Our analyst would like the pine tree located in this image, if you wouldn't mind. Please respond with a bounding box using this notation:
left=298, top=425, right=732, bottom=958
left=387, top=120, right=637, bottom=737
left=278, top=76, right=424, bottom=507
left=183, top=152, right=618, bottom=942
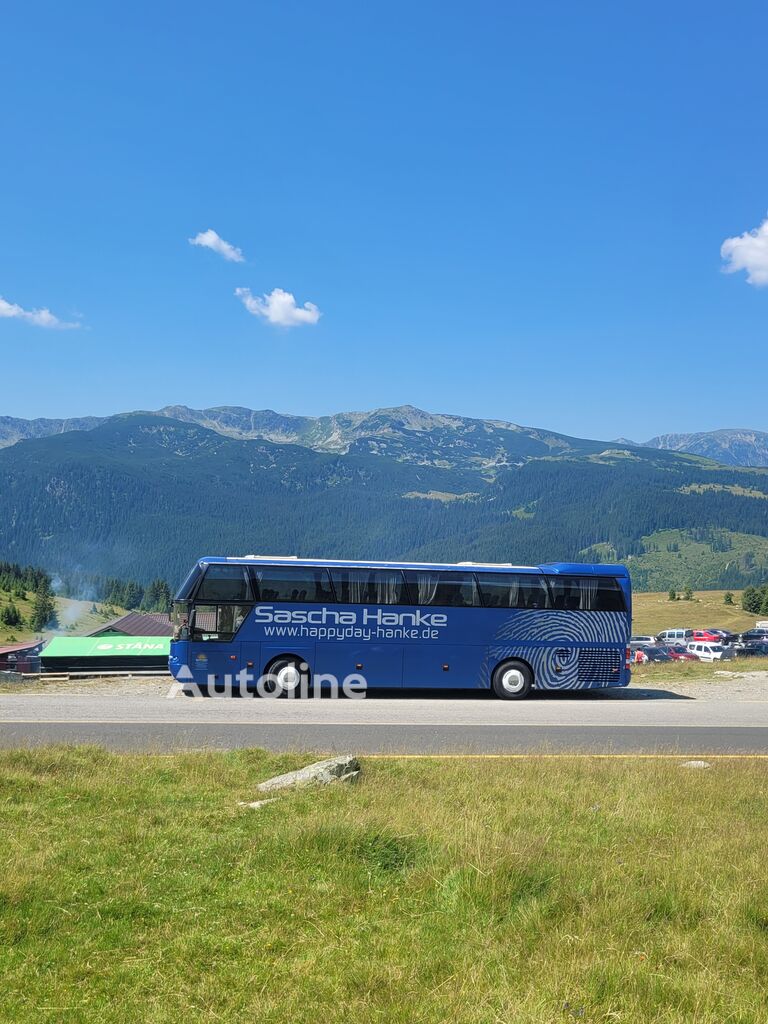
left=139, top=578, right=172, bottom=612
left=723, top=591, right=734, bottom=606
left=30, top=586, right=57, bottom=632
left=743, top=586, right=762, bottom=615
left=122, top=581, right=143, bottom=610
left=668, top=589, right=677, bottom=601
left=0, top=600, right=23, bottom=627
left=154, top=579, right=171, bottom=612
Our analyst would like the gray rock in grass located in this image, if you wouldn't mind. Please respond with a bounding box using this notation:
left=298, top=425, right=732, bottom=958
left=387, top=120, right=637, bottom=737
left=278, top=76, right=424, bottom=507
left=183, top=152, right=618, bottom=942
left=256, top=755, right=361, bottom=793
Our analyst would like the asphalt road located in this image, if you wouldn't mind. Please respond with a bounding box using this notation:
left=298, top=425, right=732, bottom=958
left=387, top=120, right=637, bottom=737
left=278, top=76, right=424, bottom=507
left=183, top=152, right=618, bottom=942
left=2, top=684, right=768, bottom=753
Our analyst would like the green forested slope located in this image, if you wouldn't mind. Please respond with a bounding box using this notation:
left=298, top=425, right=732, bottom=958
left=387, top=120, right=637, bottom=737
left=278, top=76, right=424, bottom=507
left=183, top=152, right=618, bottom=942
left=1, top=414, right=768, bottom=589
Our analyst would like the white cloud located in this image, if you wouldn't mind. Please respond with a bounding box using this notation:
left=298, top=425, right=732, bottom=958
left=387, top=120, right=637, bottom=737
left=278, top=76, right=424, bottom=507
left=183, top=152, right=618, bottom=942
left=235, top=286, right=321, bottom=327
left=188, top=228, right=244, bottom=263
left=721, top=215, right=768, bottom=287
left=0, top=296, right=79, bottom=329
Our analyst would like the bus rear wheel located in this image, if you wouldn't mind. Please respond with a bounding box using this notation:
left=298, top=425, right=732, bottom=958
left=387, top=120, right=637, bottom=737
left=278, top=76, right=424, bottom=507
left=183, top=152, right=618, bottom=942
left=491, top=659, right=533, bottom=700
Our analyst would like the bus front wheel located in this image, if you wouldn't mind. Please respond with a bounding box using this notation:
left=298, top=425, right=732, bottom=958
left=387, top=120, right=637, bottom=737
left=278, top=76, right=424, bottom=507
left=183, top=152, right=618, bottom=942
left=491, top=659, right=533, bottom=700
left=263, top=656, right=307, bottom=697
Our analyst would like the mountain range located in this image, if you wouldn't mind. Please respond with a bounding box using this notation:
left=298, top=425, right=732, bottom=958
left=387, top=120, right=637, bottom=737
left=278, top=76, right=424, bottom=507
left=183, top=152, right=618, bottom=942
left=2, top=406, right=768, bottom=468
left=1, top=405, right=768, bottom=592
left=643, top=429, right=768, bottom=468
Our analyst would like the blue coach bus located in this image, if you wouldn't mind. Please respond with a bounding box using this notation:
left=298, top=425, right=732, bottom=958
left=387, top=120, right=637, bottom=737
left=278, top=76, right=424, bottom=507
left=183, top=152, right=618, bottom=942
left=169, top=555, right=631, bottom=698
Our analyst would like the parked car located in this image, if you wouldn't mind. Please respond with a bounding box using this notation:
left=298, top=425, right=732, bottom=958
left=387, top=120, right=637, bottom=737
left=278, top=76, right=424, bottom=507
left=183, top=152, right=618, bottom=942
left=704, top=629, right=739, bottom=645
left=740, top=628, right=768, bottom=644
left=656, top=628, right=694, bottom=644
left=735, top=642, right=768, bottom=659
left=663, top=644, right=699, bottom=661
left=630, top=635, right=657, bottom=646
left=686, top=642, right=734, bottom=662
left=691, top=630, right=723, bottom=644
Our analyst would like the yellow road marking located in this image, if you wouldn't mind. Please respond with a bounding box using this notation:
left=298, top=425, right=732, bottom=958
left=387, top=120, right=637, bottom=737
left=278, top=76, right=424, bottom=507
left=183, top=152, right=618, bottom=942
left=368, top=753, right=768, bottom=759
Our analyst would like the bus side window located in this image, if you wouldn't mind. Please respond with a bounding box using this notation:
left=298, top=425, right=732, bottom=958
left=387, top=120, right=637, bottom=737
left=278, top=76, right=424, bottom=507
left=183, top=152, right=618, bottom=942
left=547, top=577, right=626, bottom=612
left=197, top=564, right=253, bottom=602
left=548, top=580, right=567, bottom=609
left=249, top=566, right=335, bottom=603
left=329, top=568, right=408, bottom=605
left=589, top=578, right=625, bottom=611
left=191, top=605, right=218, bottom=634
left=190, top=604, right=250, bottom=640
left=477, top=574, right=550, bottom=609
left=520, top=576, right=550, bottom=608
left=405, top=571, right=480, bottom=607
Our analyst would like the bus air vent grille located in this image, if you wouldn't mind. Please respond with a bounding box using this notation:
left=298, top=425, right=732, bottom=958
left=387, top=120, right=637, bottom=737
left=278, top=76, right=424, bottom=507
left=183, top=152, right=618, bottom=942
left=577, top=649, right=622, bottom=683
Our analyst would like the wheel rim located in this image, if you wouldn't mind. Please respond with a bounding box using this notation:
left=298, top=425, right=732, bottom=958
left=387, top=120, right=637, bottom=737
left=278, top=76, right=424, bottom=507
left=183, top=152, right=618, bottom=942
left=499, top=667, right=526, bottom=694
left=276, top=663, right=301, bottom=691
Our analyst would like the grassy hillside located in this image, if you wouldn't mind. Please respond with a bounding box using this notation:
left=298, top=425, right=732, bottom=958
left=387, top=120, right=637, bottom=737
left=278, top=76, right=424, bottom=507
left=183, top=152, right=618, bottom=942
left=631, top=589, right=758, bottom=636
left=625, top=529, right=768, bottom=592
left=583, top=529, right=768, bottom=592
left=0, top=593, right=123, bottom=645
left=2, top=748, right=768, bottom=1023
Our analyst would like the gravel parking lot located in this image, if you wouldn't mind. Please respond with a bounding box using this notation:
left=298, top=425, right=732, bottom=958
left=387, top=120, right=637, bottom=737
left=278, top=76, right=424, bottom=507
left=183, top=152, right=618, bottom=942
left=657, top=670, right=768, bottom=701
left=0, top=675, right=173, bottom=697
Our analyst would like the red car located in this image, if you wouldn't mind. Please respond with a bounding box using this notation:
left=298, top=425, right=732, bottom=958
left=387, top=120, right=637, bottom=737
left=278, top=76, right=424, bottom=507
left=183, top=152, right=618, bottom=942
left=691, top=630, right=722, bottom=644
left=665, top=644, right=699, bottom=661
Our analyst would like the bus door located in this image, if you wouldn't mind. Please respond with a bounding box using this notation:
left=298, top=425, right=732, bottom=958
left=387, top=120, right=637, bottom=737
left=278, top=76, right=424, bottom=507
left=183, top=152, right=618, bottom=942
left=187, top=603, right=250, bottom=685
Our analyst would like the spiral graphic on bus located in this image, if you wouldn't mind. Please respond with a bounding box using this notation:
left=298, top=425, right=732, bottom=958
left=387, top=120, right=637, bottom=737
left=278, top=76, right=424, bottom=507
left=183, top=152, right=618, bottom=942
left=487, top=611, right=627, bottom=689
left=492, top=610, right=627, bottom=646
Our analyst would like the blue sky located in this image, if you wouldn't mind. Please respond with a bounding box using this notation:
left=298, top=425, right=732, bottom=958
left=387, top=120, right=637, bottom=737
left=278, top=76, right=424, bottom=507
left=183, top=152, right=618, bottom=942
left=2, top=0, right=767, bottom=440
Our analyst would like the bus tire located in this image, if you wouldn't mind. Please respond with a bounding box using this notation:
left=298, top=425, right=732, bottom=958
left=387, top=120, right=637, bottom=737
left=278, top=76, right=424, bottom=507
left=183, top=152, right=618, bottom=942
left=263, top=656, right=307, bottom=697
left=491, top=659, right=533, bottom=700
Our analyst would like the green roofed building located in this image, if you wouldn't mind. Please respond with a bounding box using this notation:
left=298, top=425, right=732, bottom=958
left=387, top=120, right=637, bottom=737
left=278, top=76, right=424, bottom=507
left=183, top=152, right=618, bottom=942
left=41, top=636, right=170, bottom=673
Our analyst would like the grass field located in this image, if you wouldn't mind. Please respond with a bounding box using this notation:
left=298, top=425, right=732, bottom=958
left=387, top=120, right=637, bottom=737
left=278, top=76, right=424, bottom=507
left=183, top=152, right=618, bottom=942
left=631, top=589, right=759, bottom=636
left=625, top=528, right=768, bottom=592
left=2, top=749, right=768, bottom=1023
left=629, top=655, right=768, bottom=683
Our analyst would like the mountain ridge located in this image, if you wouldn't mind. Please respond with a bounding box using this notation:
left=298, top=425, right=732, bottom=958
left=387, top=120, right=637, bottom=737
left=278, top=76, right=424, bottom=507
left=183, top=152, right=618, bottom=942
left=3, top=405, right=767, bottom=467
left=644, top=429, right=768, bottom=468
left=0, top=405, right=611, bottom=477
